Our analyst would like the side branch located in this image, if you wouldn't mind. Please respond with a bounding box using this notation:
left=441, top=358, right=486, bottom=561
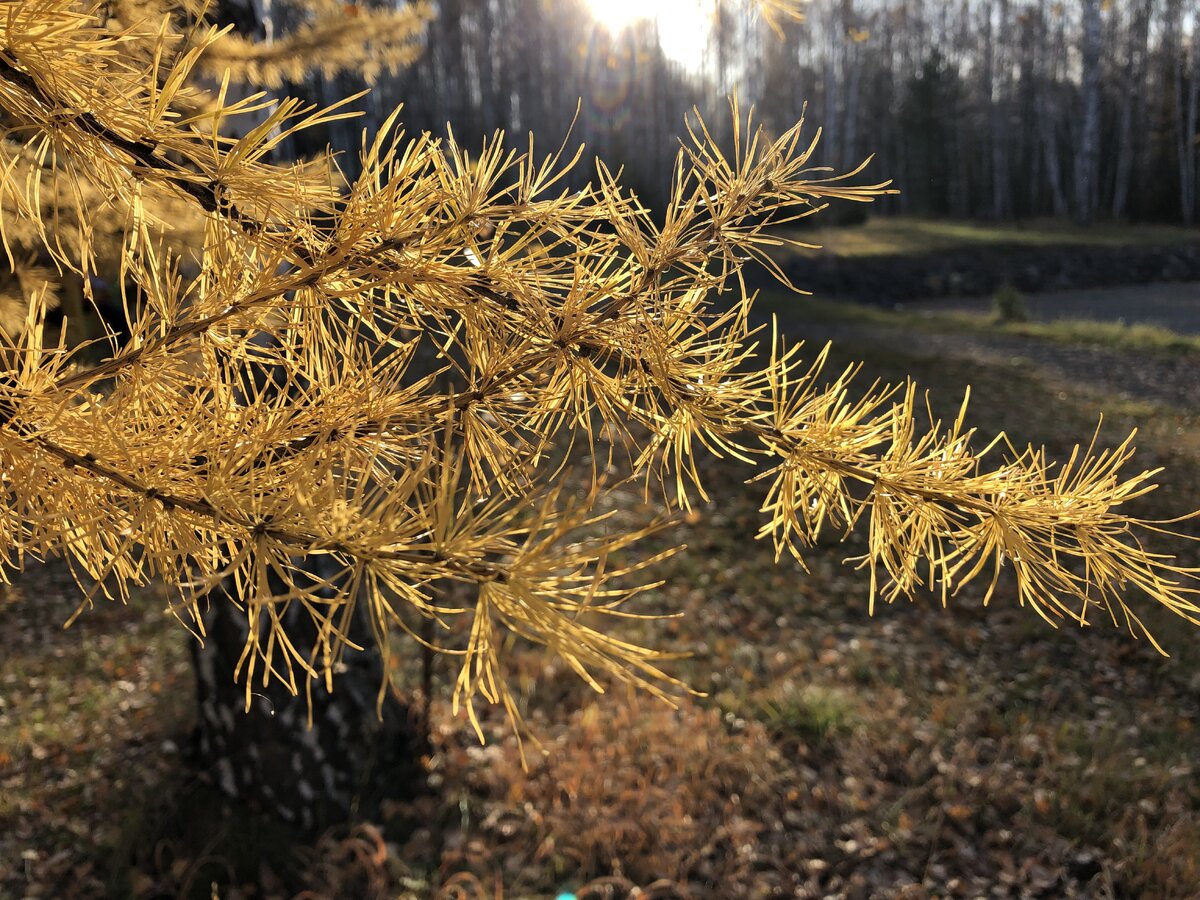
left=23, top=431, right=511, bottom=584
left=0, top=52, right=278, bottom=247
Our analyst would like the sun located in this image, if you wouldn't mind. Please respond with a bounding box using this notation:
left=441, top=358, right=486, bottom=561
left=583, top=0, right=710, bottom=68
left=584, top=0, right=677, bottom=32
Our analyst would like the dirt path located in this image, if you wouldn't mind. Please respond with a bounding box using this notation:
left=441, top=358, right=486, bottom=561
left=791, top=320, right=1200, bottom=412
left=909, top=281, right=1200, bottom=334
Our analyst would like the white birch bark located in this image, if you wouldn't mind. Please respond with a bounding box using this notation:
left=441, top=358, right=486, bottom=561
left=1075, top=0, right=1102, bottom=224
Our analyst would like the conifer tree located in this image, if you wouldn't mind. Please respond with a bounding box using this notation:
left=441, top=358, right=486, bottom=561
left=0, top=0, right=435, bottom=827
left=1, top=0, right=1198, bottom=833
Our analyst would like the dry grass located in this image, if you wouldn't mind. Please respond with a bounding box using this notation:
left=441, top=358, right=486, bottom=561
left=774, top=294, right=1200, bottom=357
left=784, top=217, right=1200, bottom=259
left=490, top=700, right=785, bottom=887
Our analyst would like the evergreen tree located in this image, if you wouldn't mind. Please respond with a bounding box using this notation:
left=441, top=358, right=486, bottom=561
left=901, top=50, right=962, bottom=217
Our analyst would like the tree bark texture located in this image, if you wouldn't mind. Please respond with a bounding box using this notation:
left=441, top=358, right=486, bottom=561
left=189, top=554, right=428, bottom=834
left=174, top=0, right=427, bottom=837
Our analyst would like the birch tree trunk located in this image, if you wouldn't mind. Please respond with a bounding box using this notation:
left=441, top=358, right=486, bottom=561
left=1112, top=0, right=1152, bottom=219
left=839, top=0, right=862, bottom=173
left=989, top=0, right=1012, bottom=220
left=1178, top=6, right=1200, bottom=225
left=1042, top=3, right=1068, bottom=217
left=1075, top=0, right=1102, bottom=224
left=822, top=6, right=839, bottom=164
left=190, top=559, right=428, bottom=834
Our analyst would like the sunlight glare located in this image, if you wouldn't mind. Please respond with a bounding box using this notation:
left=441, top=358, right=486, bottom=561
left=584, top=0, right=710, bottom=68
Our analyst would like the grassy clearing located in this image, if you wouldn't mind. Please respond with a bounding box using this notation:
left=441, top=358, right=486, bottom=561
left=781, top=216, right=1200, bottom=259
left=998, top=316, right=1200, bottom=354
left=767, top=293, right=1200, bottom=358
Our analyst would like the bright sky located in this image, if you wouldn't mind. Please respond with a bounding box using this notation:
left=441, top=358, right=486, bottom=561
left=583, top=0, right=712, bottom=69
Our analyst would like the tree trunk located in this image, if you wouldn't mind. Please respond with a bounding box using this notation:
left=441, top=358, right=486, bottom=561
left=1112, top=0, right=1151, bottom=219
left=189, top=554, right=429, bottom=834
left=1179, top=10, right=1200, bottom=226
left=1038, top=0, right=1068, bottom=218
left=988, top=0, right=1012, bottom=220
left=181, top=0, right=430, bottom=835
left=1075, top=0, right=1102, bottom=224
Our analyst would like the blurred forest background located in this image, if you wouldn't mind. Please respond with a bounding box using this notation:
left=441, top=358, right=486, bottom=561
left=278, top=0, right=1200, bottom=226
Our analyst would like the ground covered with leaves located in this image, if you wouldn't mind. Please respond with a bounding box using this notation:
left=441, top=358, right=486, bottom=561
left=2, top=300, right=1199, bottom=899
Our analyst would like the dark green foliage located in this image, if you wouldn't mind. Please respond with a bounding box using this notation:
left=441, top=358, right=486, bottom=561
left=901, top=51, right=963, bottom=218
left=992, top=280, right=1030, bottom=324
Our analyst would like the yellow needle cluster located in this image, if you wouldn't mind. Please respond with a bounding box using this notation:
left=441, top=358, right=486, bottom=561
left=0, top=1, right=1195, bottom=735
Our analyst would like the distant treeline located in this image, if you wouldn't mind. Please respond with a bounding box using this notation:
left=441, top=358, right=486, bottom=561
left=288, top=1, right=1200, bottom=225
